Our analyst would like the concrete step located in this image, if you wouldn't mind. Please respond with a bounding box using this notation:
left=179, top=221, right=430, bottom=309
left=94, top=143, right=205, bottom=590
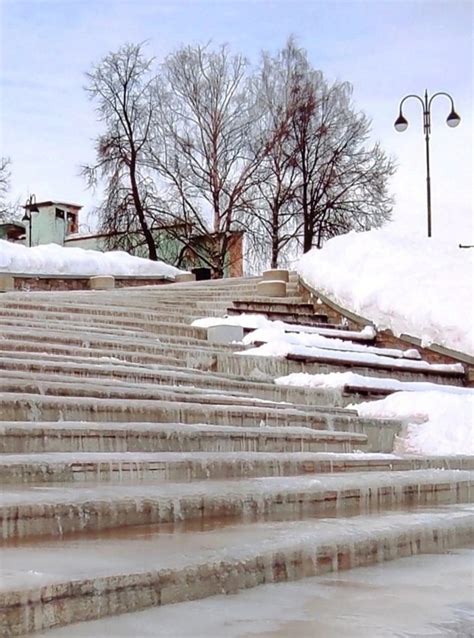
left=232, top=300, right=318, bottom=315
left=0, top=356, right=338, bottom=406
left=1, top=470, right=472, bottom=541
left=0, top=321, right=216, bottom=348
left=0, top=338, right=235, bottom=370
left=228, top=306, right=331, bottom=327
left=0, top=340, right=190, bottom=369
left=0, top=326, right=241, bottom=357
left=0, top=393, right=401, bottom=451
left=0, top=372, right=348, bottom=415
left=0, top=422, right=368, bottom=455
left=2, top=506, right=473, bottom=635
left=2, top=451, right=474, bottom=485
left=0, top=307, right=222, bottom=331
left=31, top=547, right=474, bottom=638
left=0, top=315, right=209, bottom=339
left=214, top=350, right=466, bottom=386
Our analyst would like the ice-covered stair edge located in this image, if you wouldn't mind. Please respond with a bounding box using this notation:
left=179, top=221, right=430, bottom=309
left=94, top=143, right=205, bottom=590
left=193, top=315, right=464, bottom=372
left=237, top=340, right=463, bottom=373
left=3, top=508, right=473, bottom=636
left=275, top=372, right=474, bottom=456
left=193, top=314, right=376, bottom=340
left=275, top=371, right=473, bottom=394
left=296, top=227, right=474, bottom=356
left=242, top=325, right=422, bottom=359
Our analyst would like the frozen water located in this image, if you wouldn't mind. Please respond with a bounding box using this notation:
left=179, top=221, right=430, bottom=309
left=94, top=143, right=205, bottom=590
left=32, top=548, right=474, bottom=637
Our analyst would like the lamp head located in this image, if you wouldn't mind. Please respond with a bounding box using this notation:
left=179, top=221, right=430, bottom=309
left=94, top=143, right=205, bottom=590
left=394, top=113, right=408, bottom=132
left=446, top=110, right=461, bottom=128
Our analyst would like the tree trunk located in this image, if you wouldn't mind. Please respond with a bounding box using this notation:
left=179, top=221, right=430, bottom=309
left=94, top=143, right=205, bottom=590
left=271, top=205, right=279, bottom=268
left=129, top=157, right=157, bottom=261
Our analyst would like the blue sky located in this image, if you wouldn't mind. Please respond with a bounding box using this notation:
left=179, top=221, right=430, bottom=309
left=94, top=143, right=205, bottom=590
left=1, top=0, right=472, bottom=240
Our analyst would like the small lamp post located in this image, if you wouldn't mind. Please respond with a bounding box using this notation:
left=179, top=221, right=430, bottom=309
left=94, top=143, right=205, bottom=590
left=22, top=195, right=40, bottom=247
left=394, top=90, right=461, bottom=237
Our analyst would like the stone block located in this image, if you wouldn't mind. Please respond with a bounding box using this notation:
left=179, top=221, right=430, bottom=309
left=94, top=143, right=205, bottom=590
left=175, top=273, right=196, bottom=283
left=262, top=269, right=289, bottom=283
left=207, top=324, right=244, bottom=344
left=89, top=275, right=115, bottom=290
left=257, top=280, right=287, bottom=297
left=0, top=275, right=14, bottom=292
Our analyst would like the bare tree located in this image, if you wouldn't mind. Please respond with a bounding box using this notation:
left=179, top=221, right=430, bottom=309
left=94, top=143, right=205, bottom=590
left=0, top=157, right=12, bottom=221
left=246, top=39, right=306, bottom=269
left=248, top=39, right=395, bottom=262
left=83, top=43, right=160, bottom=260
left=0, top=157, right=21, bottom=222
left=149, top=44, right=268, bottom=277
left=286, top=53, right=395, bottom=251
left=83, top=39, right=395, bottom=273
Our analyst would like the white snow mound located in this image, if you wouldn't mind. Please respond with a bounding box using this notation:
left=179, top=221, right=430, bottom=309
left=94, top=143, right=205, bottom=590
left=297, top=227, right=474, bottom=355
left=348, top=390, right=474, bottom=456
left=0, top=240, right=184, bottom=278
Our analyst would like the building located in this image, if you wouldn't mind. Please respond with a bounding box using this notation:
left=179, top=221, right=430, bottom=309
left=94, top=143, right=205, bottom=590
left=0, top=199, right=243, bottom=277
left=21, top=200, right=81, bottom=247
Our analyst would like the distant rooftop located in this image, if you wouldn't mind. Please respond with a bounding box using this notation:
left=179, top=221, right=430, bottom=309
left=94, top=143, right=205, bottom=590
left=23, top=200, right=83, bottom=210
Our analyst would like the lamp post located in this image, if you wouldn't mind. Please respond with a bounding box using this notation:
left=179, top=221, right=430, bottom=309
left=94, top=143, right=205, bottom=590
left=22, top=194, right=40, bottom=247
left=394, top=90, right=461, bottom=237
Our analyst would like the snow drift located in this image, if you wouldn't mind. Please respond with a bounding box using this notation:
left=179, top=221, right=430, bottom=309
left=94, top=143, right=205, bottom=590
left=0, top=240, right=183, bottom=278
left=349, top=390, right=474, bottom=456
left=297, top=227, right=474, bottom=355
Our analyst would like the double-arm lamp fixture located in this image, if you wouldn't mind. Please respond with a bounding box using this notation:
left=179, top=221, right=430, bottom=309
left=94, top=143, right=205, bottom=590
left=394, top=90, right=461, bottom=237
left=22, top=194, right=40, bottom=247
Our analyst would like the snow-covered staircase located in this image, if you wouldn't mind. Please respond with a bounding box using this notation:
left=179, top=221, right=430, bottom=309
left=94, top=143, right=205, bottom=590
left=0, top=276, right=472, bottom=636
left=222, top=272, right=469, bottom=389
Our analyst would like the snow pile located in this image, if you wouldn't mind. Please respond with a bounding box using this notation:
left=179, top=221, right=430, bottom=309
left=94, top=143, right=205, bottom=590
left=348, top=390, right=474, bottom=455
left=239, top=339, right=463, bottom=373
left=193, top=314, right=275, bottom=331
left=244, top=326, right=421, bottom=359
left=0, top=240, right=184, bottom=278
left=275, top=371, right=473, bottom=394
left=297, top=227, right=474, bottom=355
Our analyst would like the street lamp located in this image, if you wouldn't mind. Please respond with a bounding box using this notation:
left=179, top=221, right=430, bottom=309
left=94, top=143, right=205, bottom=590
left=22, top=194, right=40, bottom=247
left=394, top=90, right=461, bottom=237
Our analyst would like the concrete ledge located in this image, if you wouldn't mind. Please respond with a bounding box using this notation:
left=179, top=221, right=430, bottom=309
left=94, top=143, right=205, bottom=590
left=257, top=280, right=287, bottom=297
left=0, top=275, right=14, bottom=293
left=89, top=275, right=115, bottom=290
left=207, top=324, right=244, bottom=344
left=175, top=273, right=196, bottom=283
left=262, top=269, right=289, bottom=283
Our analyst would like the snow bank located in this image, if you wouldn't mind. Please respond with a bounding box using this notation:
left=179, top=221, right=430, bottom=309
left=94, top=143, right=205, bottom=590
left=297, top=227, right=474, bottom=355
left=0, top=240, right=184, bottom=278
left=348, top=390, right=474, bottom=455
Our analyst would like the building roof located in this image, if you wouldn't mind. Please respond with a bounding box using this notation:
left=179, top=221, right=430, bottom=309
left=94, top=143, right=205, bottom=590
left=23, top=201, right=83, bottom=210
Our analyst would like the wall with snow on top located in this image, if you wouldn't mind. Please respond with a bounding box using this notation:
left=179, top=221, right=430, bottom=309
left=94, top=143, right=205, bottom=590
left=0, top=240, right=184, bottom=278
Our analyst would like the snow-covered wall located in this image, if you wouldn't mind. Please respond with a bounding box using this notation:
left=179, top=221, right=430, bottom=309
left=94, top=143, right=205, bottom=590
left=0, top=240, right=184, bottom=278
left=297, top=228, right=473, bottom=356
